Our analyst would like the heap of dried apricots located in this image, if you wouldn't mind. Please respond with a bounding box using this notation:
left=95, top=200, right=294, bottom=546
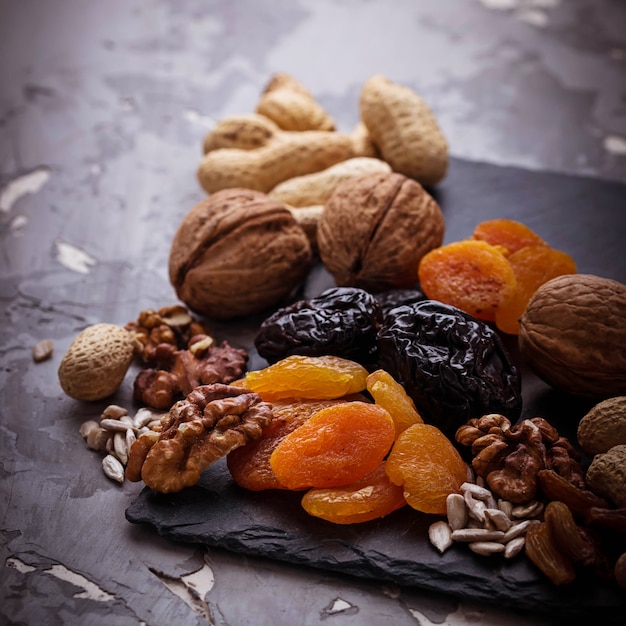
left=418, top=218, right=577, bottom=334
left=228, top=355, right=467, bottom=524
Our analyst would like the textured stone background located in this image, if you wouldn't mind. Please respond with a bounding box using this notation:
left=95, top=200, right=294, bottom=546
left=1, top=2, right=625, bottom=625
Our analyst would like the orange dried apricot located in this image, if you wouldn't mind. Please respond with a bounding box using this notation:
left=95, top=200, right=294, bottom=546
left=301, top=463, right=406, bottom=524
left=417, top=239, right=517, bottom=322
left=385, top=423, right=467, bottom=515
left=270, top=401, right=395, bottom=490
left=241, top=354, right=368, bottom=402
left=472, top=218, right=548, bottom=256
left=366, top=369, right=423, bottom=437
left=227, top=398, right=352, bottom=491
left=495, top=245, right=577, bottom=335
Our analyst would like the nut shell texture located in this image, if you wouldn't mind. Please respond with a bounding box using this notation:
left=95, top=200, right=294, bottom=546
left=318, top=172, right=444, bottom=292
left=169, top=189, right=312, bottom=320
left=58, top=323, right=134, bottom=401
left=518, top=274, right=626, bottom=399
left=577, top=396, right=626, bottom=456
left=360, top=75, right=448, bottom=186
left=585, top=444, right=626, bottom=508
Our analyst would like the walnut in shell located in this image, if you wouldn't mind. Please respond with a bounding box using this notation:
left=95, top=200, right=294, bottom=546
left=168, top=189, right=312, bottom=320
left=317, top=172, right=444, bottom=292
left=518, top=274, right=626, bottom=399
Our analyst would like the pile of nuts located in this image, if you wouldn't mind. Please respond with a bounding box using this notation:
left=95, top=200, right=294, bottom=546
left=79, top=404, right=165, bottom=484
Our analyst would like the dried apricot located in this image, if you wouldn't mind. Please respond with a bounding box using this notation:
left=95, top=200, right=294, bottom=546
left=472, top=218, right=548, bottom=256
left=495, top=246, right=577, bottom=334
left=366, top=369, right=423, bottom=437
left=301, top=463, right=406, bottom=524
left=227, top=398, right=352, bottom=491
left=270, top=401, right=395, bottom=490
left=417, top=240, right=517, bottom=322
left=385, top=423, right=467, bottom=515
left=240, top=354, right=368, bottom=402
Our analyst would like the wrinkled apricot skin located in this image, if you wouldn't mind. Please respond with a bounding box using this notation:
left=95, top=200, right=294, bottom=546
left=301, top=463, right=406, bottom=524
left=495, top=246, right=577, bottom=335
left=385, top=423, right=467, bottom=515
left=227, top=398, right=352, bottom=491
left=366, top=369, right=423, bottom=437
left=240, top=354, right=368, bottom=402
left=472, top=219, right=548, bottom=255
left=270, top=401, right=395, bottom=490
left=418, top=240, right=517, bottom=322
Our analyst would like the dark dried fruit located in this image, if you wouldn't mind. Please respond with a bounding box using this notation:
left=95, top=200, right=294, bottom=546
left=525, top=521, right=576, bottom=586
left=376, top=300, right=522, bottom=437
left=254, top=287, right=382, bottom=367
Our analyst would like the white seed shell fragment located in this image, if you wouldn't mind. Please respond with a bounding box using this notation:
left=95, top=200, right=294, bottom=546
left=429, top=521, right=453, bottom=554
left=504, top=536, right=526, bottom=559
left=125, top=428, right=136, bottom=453
left=469, top=541, right=506, bottom=556
left=113, top=431, right=128, bottom=465
left=465, top=490, right=486, bottom=523
left=511, top=500, right=544, bottom=519
left=100, top=418, right=133, bottom=432
left=484, top=508, right=513, bottom=532
left=446, top=493, right=468, bottom=530
left=133, top=407, right=158, bottom=429
left=102, top=454, right=124, bottom=484
left=461, top=482, right=492, bottom=501
left=32, top=339, right=54, bottom=362
left=79, top=420, right=100, bottom=439
left=86, top=427, right=110, bottom=452
left=498, top=499, right=514, bottom=518
left=102, top=404, right=128, bottom=420
left=502, top=519, right=533, bottom=543
left=451, top=529, right=505, bottom=543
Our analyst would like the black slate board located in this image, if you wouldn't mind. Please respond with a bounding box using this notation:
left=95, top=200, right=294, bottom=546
left=126, top=158, right=626, bottom=622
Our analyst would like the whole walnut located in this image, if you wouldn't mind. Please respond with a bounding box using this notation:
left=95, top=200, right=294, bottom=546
left=169, top=189, right=312, bottom=320
left=317, top=172, right=444, bottom=292
left=518, top=274, right=626, bottom=399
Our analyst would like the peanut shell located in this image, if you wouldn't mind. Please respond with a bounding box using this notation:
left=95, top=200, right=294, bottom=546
left=58, top=324, right=134, bottom=401
left=577, top=396, right=626, bottom=456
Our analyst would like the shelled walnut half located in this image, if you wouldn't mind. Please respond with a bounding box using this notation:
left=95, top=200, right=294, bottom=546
left=126, top=384, right=273, bottom=493
left=456, top=414, right=585, bottom=504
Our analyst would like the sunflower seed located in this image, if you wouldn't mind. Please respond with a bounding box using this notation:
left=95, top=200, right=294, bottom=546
left=461, top=482, right=492, bottom=501
left=469, top=541, right=506, bottom=556
left=504, top=536, right=526, bottom=558
left=429, top=521, right=453, bottom=553
left=446, top=493, right=468, bottom=530
left=102, top=455, right=124, bottom=484
left=102, top=405, right=128, bottom=420
left=100, top=418, right=133, bottom=432
left=451, top=528, right=505, bottom=542
left=484, top=508, right=512, bottom=532
left=86, top=427, right=110, bottom=452
left=512, top=500, right=544, bottom=519
left=113, top=432, right=128, bottom=465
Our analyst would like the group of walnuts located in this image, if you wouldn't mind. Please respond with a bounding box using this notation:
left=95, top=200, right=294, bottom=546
left=170, top=73, right=449, bottom=321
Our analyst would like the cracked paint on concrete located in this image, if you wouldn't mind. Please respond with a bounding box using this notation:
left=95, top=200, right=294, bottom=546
left=54, top=241, right=98, bottom=274
left=5, top=556, right=116, bottom=603
left=150, top=554, right=216, bottom=624
left=0, top=167, right=51, bottom=213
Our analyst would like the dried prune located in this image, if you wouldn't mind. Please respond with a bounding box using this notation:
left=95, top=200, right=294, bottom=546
left=374, top=288, right=426, bottom=321
left=377, top=300, right=522, bottom=437
left=254, top=287, right=381, bottom=367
